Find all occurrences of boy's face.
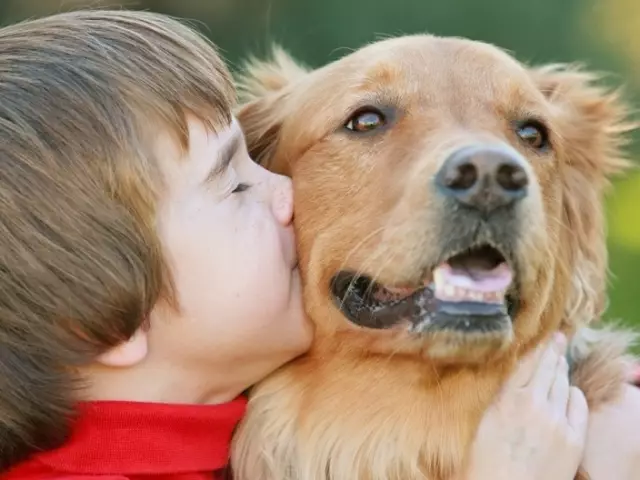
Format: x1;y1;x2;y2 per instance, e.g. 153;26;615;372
150;116;312;398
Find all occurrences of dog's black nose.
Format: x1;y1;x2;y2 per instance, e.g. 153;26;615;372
435;145;529;212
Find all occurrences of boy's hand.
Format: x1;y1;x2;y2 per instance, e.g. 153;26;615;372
464;334;588;480
581;383;640;480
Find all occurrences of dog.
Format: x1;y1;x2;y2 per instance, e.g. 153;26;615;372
231;35;637;480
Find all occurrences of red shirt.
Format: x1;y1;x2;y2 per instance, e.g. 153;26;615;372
1;398;247;480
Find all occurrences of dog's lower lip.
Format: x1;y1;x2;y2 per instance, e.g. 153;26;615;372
331;246;519;333
330;272;434;330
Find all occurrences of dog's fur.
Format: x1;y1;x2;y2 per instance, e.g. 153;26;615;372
231;35;638;480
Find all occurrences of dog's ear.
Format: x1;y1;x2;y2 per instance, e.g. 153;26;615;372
530;64;636;330
235;46;309;170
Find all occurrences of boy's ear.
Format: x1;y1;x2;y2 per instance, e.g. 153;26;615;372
529;64;636;330
235;46;309;172
96;328;148;367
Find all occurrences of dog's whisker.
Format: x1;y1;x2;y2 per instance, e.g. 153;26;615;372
335;225;393;310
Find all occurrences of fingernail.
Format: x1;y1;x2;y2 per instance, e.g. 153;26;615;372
554;332;567;351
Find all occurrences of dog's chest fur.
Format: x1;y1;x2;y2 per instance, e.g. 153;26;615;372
231;327;634;480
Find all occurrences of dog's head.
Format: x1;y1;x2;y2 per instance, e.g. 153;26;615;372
237;36;634;365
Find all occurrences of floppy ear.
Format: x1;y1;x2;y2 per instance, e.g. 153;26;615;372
235;46;309;171
530;64;636;330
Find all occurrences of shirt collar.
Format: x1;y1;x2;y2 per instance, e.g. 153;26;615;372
34;397;247;475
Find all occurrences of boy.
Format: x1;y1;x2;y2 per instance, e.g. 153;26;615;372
0;9;312;479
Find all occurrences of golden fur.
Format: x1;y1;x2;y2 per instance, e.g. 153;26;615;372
232;35;637;480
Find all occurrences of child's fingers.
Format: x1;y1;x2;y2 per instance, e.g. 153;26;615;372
503;342;548;391
530;334;566;396
566;386;589;442
549;356;570;416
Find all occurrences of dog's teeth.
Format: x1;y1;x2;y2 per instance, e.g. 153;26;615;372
433;266;444;286
432;263;510;305
433;280;506;304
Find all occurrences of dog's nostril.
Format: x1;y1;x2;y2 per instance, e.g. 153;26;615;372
444;163;477;190
496;164;528;191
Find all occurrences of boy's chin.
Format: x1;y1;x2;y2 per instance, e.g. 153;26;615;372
272;309;313;370
241;269;311;388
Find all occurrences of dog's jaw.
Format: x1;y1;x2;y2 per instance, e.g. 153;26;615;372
232;346;513;480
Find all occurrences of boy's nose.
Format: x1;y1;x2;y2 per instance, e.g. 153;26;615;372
272;175;294;226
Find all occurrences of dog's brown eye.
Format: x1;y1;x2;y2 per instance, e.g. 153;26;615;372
345;108;386;133
516;121;549;150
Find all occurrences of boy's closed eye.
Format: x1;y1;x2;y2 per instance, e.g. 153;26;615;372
205;129;243;184
232;182;252;193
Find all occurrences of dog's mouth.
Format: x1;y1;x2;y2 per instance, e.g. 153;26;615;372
331;244;519;334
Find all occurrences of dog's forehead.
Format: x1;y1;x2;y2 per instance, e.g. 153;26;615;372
354;36;524;76
332;36;539;101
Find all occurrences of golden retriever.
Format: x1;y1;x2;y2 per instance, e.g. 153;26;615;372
231;35;637;480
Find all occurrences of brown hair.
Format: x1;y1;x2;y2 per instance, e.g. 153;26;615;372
0;9;235;470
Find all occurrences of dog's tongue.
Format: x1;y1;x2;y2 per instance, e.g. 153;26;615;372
433;262;512;303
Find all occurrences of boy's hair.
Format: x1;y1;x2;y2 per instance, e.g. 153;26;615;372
0;9;235;470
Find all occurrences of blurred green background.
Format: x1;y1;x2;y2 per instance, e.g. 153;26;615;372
2;0;638;328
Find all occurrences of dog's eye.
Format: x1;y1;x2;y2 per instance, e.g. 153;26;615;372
345;108;386;133
516;121;549;151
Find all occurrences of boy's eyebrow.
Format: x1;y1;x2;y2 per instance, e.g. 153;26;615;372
205;129;243;183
